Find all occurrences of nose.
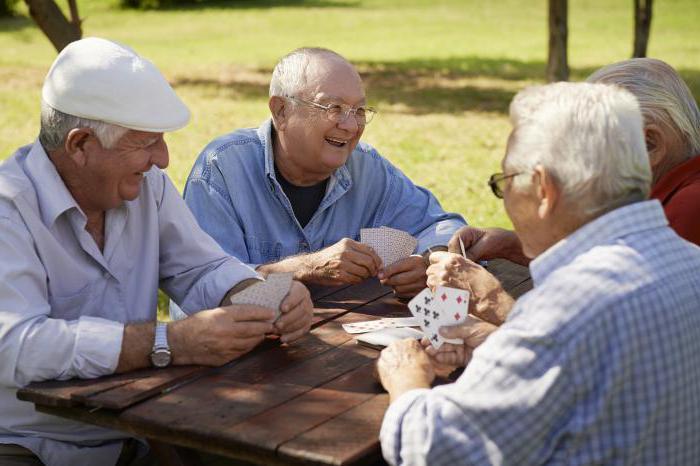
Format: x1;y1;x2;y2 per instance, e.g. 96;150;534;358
150;138;169;169
337;110;360;133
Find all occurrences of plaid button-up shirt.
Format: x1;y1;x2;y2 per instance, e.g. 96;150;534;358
381;200;700;466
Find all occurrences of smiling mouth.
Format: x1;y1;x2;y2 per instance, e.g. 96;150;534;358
325;137;348;148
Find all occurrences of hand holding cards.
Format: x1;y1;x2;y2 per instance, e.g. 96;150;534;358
408;286;470;349
229;273;294;321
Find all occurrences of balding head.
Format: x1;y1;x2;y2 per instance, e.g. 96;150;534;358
269;47;362;99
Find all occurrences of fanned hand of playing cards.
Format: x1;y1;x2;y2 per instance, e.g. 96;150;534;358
360;226;418;267
408;286;470;349
229;273;293;321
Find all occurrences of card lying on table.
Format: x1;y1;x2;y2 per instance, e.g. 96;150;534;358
355;327;424;350
408;286;470;349
342;317;421;334
229;273;294;321
360;226;418;267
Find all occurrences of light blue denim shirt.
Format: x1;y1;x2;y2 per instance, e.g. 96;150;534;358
0;141;258;466
183;119;466;268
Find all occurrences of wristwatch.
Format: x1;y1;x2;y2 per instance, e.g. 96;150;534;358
150;322;172;368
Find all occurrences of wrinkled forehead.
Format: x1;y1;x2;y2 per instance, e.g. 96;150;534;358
302;56;366;105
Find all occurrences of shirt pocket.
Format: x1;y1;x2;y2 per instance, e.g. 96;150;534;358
49;281;100;321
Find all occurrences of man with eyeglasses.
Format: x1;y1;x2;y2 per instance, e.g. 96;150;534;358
377;82;700;465
175;47;465;307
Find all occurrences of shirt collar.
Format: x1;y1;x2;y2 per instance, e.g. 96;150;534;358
650;155;700;204
529;200;669;286
24;140;81;227
257;118;351;188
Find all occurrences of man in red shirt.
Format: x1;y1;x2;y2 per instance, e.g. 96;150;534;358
452;58;700;267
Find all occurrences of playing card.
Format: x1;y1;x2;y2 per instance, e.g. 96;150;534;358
434;286;470;344
408;288;446;348
361;227;417;266
355;327;424;349
229;273;293;320
342;317;421;334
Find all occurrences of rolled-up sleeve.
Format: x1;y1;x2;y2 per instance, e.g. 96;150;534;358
0;217;124;387
155;173;259;314
374;156;466;253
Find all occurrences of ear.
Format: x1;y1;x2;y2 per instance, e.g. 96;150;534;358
533;165;560;219
63;128;93;167
269;96;289;131
644;124;668;171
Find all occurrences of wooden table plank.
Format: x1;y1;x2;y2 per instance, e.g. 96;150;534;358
278;394;390;466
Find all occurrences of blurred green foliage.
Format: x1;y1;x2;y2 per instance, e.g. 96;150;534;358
0;0;19;17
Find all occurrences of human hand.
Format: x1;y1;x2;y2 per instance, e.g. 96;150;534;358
169;305;275;366
306;238;382;285
378;255;427;298
427;251;514;325
377;339;435;402
274;280;313;344
447;226;529;266
421;315;498;367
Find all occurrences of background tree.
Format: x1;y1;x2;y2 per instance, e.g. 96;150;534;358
546;0;569;82
633;0;653;57
23;0;81;52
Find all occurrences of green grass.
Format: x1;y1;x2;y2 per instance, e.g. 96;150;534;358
1;0;699;317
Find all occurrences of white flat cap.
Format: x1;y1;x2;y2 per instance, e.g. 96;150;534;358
42;37;190;132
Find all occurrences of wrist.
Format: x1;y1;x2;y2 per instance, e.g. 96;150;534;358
167;319;193;366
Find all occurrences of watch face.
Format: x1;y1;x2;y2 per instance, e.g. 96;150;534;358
151;349;171;368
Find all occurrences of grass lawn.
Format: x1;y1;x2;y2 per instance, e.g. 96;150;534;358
1;0;698;315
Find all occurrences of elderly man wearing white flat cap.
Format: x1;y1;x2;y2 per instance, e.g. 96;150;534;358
0;37;313;466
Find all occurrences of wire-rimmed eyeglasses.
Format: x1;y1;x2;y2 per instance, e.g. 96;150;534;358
488;172;522;199
286;96;376;126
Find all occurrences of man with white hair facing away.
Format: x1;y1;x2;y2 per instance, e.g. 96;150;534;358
177;47;465;301
377;82;700;465
0;38;313;466
450;58;700;266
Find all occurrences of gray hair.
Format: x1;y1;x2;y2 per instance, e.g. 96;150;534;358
587;58;700;159
39;101;129;151
269;47;351;98
506;82;652;217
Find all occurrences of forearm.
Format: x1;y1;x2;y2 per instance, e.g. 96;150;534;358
499;230;530;266
257;254;317;283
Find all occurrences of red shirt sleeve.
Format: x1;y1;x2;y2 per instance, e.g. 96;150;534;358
664;183;700;246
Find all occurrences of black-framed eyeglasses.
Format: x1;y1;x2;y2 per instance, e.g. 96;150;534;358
286;96;377;126
488;172;522;199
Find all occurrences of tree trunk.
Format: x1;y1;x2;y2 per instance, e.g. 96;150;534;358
633;0;653;58
546;0;569;82
24;0;82;52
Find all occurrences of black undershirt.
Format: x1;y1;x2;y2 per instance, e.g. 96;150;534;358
274;163;328;228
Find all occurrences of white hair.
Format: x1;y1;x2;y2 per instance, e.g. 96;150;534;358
269;47;351;98
587;58;700;159
506;82;652;217
39;101;129;151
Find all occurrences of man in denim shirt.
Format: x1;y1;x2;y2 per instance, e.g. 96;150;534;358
182;48;465;298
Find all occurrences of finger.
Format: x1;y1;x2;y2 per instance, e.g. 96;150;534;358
280;282;309;313
380;256;416;278
392;283;426;298
428;250;452;265
349;241;383;271
344;249;381;276
224;305;276;322
383;266;425;287
229;320;276;339
276;304;311;333
340;256;377;279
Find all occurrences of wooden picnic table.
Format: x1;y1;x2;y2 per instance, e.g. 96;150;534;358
17;259;531;466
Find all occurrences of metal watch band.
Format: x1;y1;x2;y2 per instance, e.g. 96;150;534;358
153;322;168;350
